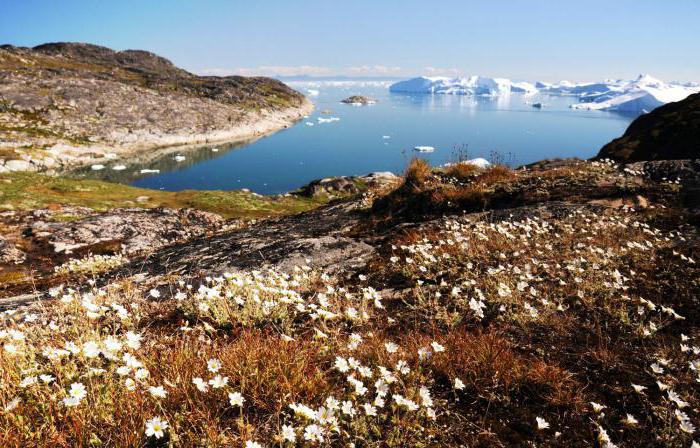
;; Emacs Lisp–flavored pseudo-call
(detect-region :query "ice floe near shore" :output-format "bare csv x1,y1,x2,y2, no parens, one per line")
389,74,700,113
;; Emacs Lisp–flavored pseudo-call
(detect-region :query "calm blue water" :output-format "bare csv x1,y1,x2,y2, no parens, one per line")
78,81,634,195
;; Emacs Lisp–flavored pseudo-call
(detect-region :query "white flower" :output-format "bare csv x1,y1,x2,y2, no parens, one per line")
82,341,101,358
149,289,161,299
135,368,150,381
192,377,208,392
419,386,433,407
281,424,296,442
334,356,350,373
454,377,466,390
4,397,20,412
650,363,664,374
395,360,410,375
145,416,168,439
362,403,377,416
39,374,55,384
229,391,245,407
536,416,550,430
209,375,228,389
341,400,355,416
19,376,38,388
124,378,136,391
125,331,143,350
590,402,606,413
632,384,647,393
623,414,638,426
304,424,325,442
430,341,445,353
63,382,87,406
681,421,696,434
149,385,167,398
384,342,399,353
207,358,222,373
245,441,263,448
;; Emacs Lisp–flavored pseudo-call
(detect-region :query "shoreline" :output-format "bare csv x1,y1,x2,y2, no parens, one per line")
0,99,315,174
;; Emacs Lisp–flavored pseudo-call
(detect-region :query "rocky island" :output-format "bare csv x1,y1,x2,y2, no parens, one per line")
340,95,377,105
0,42,313,172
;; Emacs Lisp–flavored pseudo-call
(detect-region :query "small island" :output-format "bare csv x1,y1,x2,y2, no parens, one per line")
340,95,377,105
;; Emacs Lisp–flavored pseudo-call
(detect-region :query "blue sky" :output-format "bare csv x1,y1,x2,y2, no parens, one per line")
1,0,698,82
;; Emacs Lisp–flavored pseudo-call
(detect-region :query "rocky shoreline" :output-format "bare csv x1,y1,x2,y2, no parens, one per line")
0,42,312,173
0,100,314,173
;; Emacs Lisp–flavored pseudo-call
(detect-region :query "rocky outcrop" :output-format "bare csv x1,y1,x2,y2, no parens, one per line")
0,42,312,171
298,172,398,198
27,207,226,256
120,200,376,277
597,92,700,162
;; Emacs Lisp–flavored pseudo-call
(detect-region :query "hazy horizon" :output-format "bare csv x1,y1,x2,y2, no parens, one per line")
2,0,699,83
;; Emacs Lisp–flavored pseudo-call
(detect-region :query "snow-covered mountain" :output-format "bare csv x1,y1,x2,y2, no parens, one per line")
389,74,700,113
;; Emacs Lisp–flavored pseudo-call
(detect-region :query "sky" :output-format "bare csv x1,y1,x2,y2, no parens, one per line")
1,0,699,82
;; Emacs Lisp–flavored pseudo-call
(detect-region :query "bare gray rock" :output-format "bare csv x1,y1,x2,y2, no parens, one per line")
29,208,226,256
121,200,375,277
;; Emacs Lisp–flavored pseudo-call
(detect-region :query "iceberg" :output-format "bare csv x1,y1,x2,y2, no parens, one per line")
390,76,538,96
390,73,699,113
569,74,700,113
140,169,160,174
414,146,435,152
111,165,127,171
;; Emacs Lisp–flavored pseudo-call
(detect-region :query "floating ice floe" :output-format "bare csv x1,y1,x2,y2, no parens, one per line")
306,89,320,97
111,165,127,171
317,117,340,124
174,155,186,162
382,135,391,139
140,169,160,174
211,147,219,152
90,164,105,171
414,146,435,153
305,122,314,126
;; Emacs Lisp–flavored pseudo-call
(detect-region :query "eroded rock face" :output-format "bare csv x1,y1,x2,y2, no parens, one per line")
28,208,226,256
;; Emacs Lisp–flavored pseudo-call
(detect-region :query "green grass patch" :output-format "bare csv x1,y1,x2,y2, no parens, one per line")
0,172,327,219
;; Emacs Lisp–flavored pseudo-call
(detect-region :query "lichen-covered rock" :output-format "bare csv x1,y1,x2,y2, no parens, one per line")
28,208,226,255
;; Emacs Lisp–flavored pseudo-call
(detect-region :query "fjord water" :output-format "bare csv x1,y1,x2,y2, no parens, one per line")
86,82,634,195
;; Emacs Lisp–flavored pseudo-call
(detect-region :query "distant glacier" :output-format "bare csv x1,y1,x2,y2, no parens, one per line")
389,74,700,114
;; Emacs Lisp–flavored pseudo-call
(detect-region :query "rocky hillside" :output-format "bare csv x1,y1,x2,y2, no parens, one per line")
597,92,700,162
1,158,698,447
0,42,312,172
